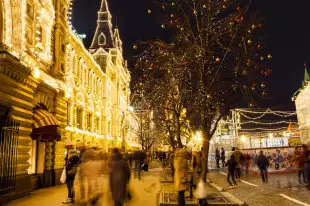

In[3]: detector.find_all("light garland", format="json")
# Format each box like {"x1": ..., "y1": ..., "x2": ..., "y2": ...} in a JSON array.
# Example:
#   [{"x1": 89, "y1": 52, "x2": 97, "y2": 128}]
[
  {"x1": 241, "y1": 121, "x2": 298, "y2": 125},
  {"x1": 239, "y1": 127, "x2": 288, "y2": 132},
  {"x1": 66, "y1": 126, "x2": 105, "y2": 139}
]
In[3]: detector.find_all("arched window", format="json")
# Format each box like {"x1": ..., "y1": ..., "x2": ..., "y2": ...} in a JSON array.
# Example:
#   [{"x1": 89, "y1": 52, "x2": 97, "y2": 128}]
[
  {"x1": 76, "y1": 107, "x2": 83, "y2": 129},
  {"x1": 98, "y1": 33, "x2": 106, "y2": 46}
]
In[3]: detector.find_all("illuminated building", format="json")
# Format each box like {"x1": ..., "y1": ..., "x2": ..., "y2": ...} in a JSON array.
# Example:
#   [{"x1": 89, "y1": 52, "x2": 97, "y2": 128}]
[{"x1": 0, "y1": 0, "x2": 138, "y2": 201}]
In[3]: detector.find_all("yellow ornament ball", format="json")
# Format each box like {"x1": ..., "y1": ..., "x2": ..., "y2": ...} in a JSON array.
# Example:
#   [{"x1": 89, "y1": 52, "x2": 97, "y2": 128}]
[
  {"x1": 248, "y1": 29, "x2": 252, "y2": 34},
  {"x1": 147, "y1": 9, "x2": 152, "y2": 14},
  {"x1": 161, "y1": 24, "x2": 166, "y2": 29},
  {"x1": 215, "y1": 57, "x2": 221, "y2": 63},
  {"x1": 268, "y1": 54, "x2": 273, "y2": 59},
  {"x1": 171, "y1": 14, "x2": 174, "y2": 18},
  {"x1": 203, "y1": 4, "x2": 207, "y2": 9},
  {"x1": 223, "y1": 5, "x2": 227, "y2": 9},
  {"x1": 172, "y1": 2, "x2": 176, "y2": 6},
  {"x1": 247, "y1": 40, "x2": 252, "y2": 45},
  {"x1": 193, "y1": 10, "x2": 197, "y2": 15},
  {"x1": 252, "y1": 24, "x2": 256, "y2": 29},
  {"x1": 133, "y1": 45, "x2": 137, "y2": 49}
]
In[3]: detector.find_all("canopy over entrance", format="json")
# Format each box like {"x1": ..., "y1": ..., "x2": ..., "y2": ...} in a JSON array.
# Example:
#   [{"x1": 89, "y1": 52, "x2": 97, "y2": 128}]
[{"x1": 31, "y1": 109, "x2": 61, "y2": 142}]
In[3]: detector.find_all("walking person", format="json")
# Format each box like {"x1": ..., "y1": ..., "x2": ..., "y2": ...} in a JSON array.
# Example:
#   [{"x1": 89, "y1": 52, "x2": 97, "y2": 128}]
[
  {"x1": 244, "y1": 152, "x2": 251, "y2": 176},
  {"x1": 109, "y1": 148, "x2": 131, "y2": 206},
  {"x1": 221, "y1": 148, "x2": 226, "y2": 168},
  {"x1": 294, "y1": 145, "x2": 307, "y2": 184},
  {"x1": 256, "y1": 151, "x2": 269, "y2": 183},
  {"x1": 174, "y1": 149, "x2": 188, "y2": 206},
  {"x1": 215, "y1": 148, "x2": 221, "y2": 168},
  {"x1": 190, "y1": 152, "x2": 202, "y2": 199},
  {"x1": 226, "y1": 155, "x2": 237, "y2": 189},
  {"x1": 169, "y1": 150, "x2": 175, "y2": 179},
  {"x1": 63, "y1": 142, "x2": 80, "y2": 204},
  {"x1": 232, "y1": 147, "x2": 242, "y2": 180}
]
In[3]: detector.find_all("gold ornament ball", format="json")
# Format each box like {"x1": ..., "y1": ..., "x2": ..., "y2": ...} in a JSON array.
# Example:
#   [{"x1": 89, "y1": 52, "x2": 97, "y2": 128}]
[
  {"x1": 247, "y1": 40, "x2": 252, "y2": 45},
  {"x1": 203, "y1": 4, "x2": 207, "y2": 8},
  {"x1": 268, "y1": 54, "x2": 272, "y2": 59},
  {"x1": 133, "y1": 45, "x2": 137, "y2": 49},
  {"x1": 223, "y1": 5, "x2": 227, "y2": 9},
  {"x1": 161, "y1": 24, "x2": 166, "y2": 29},
  {"x1": 147, "y1": 9, "x2": 152, "y2": 14},
  {"x1": 172, "y1": 2, "x2": 176, "y2": 6},
  {"x1": 171, "y1": 14, "x2": 174, "y2": 18},
  {"x1": 215, "y1": 57, "x2": 221, "y2": 63},
  {"x1": 248, "y1": 29, "x2": 252, "y2": 34},
  {"x1": 193, "y1": 10, "x2": 197, "y2": 15},
  {"x1": 180, "y1": 27, "x2": 184, "y2": 31},
  {"x1": 251, "y1": 24, "x2": 256, "y2": 29}
]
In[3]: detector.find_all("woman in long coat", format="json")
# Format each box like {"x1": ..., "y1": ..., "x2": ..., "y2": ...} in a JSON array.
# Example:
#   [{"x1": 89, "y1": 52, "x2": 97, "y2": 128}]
[
  {"x1": 174, "y1": 149, "x2": 188, "y2": 206},
  {"x1": 109, "y1": 148, "x2": 131, "y2": 206}
]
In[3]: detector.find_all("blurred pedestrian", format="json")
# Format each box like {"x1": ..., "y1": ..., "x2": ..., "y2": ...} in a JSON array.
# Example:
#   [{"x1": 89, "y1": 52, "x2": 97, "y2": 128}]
[
  {"x1": 294, "y1": 146, "x2": 307, "y2": 184},
  {"x1": 174, "y1": 149, "x2": 188, "y2": 206},
  {"x1": 190, "y1": 152, "x2": 202, "y2": 199},
  {"x1": 215, "y1": 148, "x2": 220, "y2": 168},
  {"x1": 74, "y1": 147, "x2": 105, "y2": 205},
  {"x1": 221, "y1": 148, "x2": 226, "y2": 168},
  {"x1": 244, "y1": 152, "x2": 251, "y2": 176},
  {"x1": 109, "y1": 148, "x2": 131, "y2": 206},
  {"x1": 256, "y1": 151, "x2": 269, "y2": 183},
  {"x1": 226, "y1": 155, "x2": 237, "y2": 189},
  {"x1": 169, "y1": 150, "x2": 175, "y2": 179},
  {"x1": 63, "y1": 141, "x2": 79, "y2": 204},
  {"x1": 232, "y1": 147, "x2": 242, "y2": 180}
]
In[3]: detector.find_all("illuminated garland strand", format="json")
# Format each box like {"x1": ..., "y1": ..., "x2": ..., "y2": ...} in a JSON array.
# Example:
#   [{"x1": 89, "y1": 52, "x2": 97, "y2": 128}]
[
  {"x1": 241, "y1": 121, "x2": 298, "y2": 125},
  {"x1": 239, "y1": 111, "x2": 296, "y2": 120},
  {"x1": 239, "y1": 127, "x2": 288, "y2": 131},
  {"x1": 236, "y1": 108, "x2": 296, "y2": 115}
]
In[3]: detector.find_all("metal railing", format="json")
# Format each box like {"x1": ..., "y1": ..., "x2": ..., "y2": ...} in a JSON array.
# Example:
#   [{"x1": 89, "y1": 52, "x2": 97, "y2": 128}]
[{"x1": 0, "y1": 119, "x2": 19, "y2": 198}]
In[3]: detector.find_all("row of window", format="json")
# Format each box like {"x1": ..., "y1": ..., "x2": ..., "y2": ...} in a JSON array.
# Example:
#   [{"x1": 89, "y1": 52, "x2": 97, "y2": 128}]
[{"x1": 67, "y1": 104, "x2": 111, "y2": 134}]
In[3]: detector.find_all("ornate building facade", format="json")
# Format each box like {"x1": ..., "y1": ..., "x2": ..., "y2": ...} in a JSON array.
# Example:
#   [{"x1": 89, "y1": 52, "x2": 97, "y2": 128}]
[{"x1": 0, "y1": 0, "x2": 138, "y2": 202}]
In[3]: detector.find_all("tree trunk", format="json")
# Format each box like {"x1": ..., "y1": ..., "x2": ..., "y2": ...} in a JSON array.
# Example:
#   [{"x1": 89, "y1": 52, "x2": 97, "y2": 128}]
[
  {"x1": 201, "y1": 136, "x2": 210, "y2": 181},
  {"x1": 176, "y1": 116, "x2": 183, "y2": 148}
]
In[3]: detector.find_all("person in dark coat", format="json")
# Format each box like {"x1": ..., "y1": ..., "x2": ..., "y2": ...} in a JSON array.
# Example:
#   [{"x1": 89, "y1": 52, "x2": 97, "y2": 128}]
[
  {"x1": 220, "y1": 148, "x2": 226, "y2": 168},
  {"x1": 215, "y1": 148, "x2": 221, "y2": 168},
  {"x1": 226, "y1": 155, "x2": 237, "y2": 189},
  {"x1": 256, "y1": 151, "x2": 269, "y2": 183},
  {"x1": 109, "y1": 148, "x2": 131, "y2": 206},
  {"x1": 63, "y1": 142, "x2": 80, "y2": 204}
]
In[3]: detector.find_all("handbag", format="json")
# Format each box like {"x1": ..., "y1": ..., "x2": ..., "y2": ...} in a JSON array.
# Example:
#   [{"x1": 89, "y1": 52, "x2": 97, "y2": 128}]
[
  {"x1": 60, "y1": 167, "x2": 66, "y2": 184},
  {"x1": 194, "y1": 180, "x2": 208, "y2": 199}
]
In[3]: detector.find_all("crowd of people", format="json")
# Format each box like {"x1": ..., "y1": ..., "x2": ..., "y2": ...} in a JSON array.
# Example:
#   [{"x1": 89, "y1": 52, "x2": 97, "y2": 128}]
[
  {"x1": 216, "y1": 145, "x2": 310, "y2": 190},
  {"x1": 62, "y1": 141, "x2": 150, "y2": 206}
]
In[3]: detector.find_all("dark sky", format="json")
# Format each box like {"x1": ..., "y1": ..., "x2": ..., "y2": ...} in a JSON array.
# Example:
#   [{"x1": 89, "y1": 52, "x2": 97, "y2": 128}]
[{"x1": 72, "y1": 0, "x2": 310, "y2": 108}]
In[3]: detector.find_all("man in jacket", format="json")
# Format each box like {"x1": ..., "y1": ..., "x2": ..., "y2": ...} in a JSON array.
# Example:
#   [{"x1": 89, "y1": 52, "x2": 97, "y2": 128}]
[
  {"x1": 256, "y1": 151, "x2": 269, "y2": 183},
  {"x1": 226, "y1": 155, "x2": 237, "y2": 189},
  {"x1": 232, "y1": 147, "x2": 243, "y2": 180},
  {"x1": 109, "y1": 148, "x2": 131, "y2": 206},
  {"x1": 63, "y1": 141, "x2": 79, "y2": 204}
]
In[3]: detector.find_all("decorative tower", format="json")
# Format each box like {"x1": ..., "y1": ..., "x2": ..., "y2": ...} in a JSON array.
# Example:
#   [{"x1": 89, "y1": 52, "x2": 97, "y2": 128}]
[{"x1": 89, "y1": 0, "x2": 115, "y2": 53}]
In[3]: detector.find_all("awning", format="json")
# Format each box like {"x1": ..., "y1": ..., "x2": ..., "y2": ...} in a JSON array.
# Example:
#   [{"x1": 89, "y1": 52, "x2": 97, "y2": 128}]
[{"x1": 31, "y1": 109, "x2": 61, "y2": 142}]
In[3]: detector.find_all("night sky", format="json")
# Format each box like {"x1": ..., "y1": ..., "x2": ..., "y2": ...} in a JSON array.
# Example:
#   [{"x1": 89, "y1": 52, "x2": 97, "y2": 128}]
[{"x1": 72, "y1": 0, "x2": 310, "y2": 108}]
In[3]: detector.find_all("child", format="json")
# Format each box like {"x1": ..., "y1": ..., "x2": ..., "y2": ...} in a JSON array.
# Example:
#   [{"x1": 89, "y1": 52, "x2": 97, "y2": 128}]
[{"x1": 226, "y1": 155, "x2": 237, "y2": 189}]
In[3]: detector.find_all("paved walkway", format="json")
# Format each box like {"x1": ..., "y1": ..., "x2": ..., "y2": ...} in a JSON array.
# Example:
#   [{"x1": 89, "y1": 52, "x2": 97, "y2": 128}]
[
  {"x1": 208, "y1": 169, "x2": 310, "y2": 206},
  {"x1": 6, "y1": 161, "x2": 162, "y2": 206}
]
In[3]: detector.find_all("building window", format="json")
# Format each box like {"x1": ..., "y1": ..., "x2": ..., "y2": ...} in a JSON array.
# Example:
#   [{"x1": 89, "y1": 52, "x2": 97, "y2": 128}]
[
  {"x1": 67, "y1": 102, "x2": 71, "y2": 126},
  {"x1": 76, "y1": 108, "x2": 83, "y2": 129},
  {"x1": 86, "y1": 113, "x2": 92, "y2": 131},
  {"x1": 94, "y1": 118, "x2": 100, "y2": 132},
  {"x1": 25, "y1": 26, "x2": 34, "y2": 45}
]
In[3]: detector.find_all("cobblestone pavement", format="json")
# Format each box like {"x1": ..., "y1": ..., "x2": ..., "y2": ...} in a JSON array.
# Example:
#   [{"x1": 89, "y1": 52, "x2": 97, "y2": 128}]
[
  {"x1": 208, "y1": 169, "x2": 310, "y2": 206},
  {"x1": 6, "y1": 161, "x2": 162, "y2": 206}
]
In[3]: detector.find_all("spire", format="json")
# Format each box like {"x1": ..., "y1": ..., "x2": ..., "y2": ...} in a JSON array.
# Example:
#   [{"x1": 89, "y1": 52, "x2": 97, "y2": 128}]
[
  {"x1": 304, "y1": 63, "x2": 310, "y2": 83},
  {"x1": 89, "y1": 0, "x2": 114, "y2": 52}
]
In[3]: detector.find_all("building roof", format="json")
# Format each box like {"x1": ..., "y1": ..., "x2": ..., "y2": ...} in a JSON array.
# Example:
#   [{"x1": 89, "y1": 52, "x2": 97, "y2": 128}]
[
  {"x1": 292, "y1": 65, "x2": 310, "y2": 101},
  {"x1": 89, "y1": 0, "x2": 115, "y2": 52}
]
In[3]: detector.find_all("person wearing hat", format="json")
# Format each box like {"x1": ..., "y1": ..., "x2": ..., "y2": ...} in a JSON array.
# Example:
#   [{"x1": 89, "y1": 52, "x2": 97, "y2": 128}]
[{"x1": 63, "y1": 141, "x2": 79, "y2": 204}]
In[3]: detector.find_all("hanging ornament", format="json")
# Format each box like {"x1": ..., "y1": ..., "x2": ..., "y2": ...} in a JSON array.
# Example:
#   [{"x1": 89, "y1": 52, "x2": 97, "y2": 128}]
[
  {"x1": 260, "y1": 56, "x2": 265, "y2": 61},
  {"x1": 170, "y1": 14, "x2": 174, "y2": 18},
  {"x1": 133, "y1": 45, "x2": 137, "y2": 49},
  {"x1": 261, "y1": 83, "x2": 266, "y2": 88},
  {"x1": 203, "y1": 4, "x2": 207, "y2": 9},
  {"x1": 248, "y1": 29, "x2": 252, "y2": 34},
  {"x1": 242, "y1": 70, "x2": 247, "y2": 75},
  {"x1": 222, "y1": 5, "x2": 227, "y2": 9},
  {"x1": 162, "y1": 5, "x2": 166, "y2": 9},
  {"x1": 258, "y1": 23, "x2": 263, "y2": 28},
  {"x1": 268, "y1": 54, "x2": 273, "y2": 59},
  {"x1": 170, "y1": 20, "x2": 174, "y2": 24},
  {"x1": 237, "y1": 6, "x2": 241, "y2": 11},
  {"x1": 161, "y1": 24, "x2": 166, "y2": 29},
  {"x1": 251, "y1": 24, "x2": 256, "y2": 29},
  {"x1": 193, "y1": 10, "x2": 197, "y2": 15},
  {"x1": 247, "y1": 62, "x2": 251, "y2": 66},
  {"x1": 247, "y1": 40, "x2": 252, "y2": 45},
  {"x1": 249, "y1": 102, "x2": 254, "y2": 107},
  {"x1": 215, "y1": 57, "x2": 221, "y2": 63},
  {"x1": 180, "y1": 27, "x2": 184, "y2": 31},
  {"x1": 257, "y1": 44, "x2": 262, "y2": 49},
  {"x1": 262, "y1": 91, "x2": 267, "y2": 96},
  {"x1": 171, "y1": 2, "x2": 176, "y2": 6},
  {"x1": 147, "y1": 9, "x2": 152, "y2": 14},
  {"x1": 252, "y1": 86, "x2": 255, "y2": 91}
]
